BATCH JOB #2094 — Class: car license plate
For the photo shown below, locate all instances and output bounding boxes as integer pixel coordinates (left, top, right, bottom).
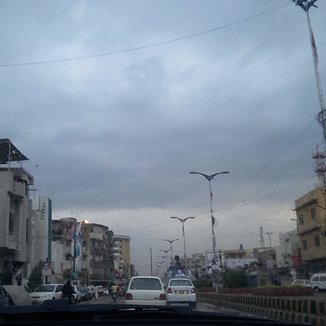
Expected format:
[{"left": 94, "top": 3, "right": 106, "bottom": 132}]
[{"left": 178, "top": 291, "right": 185, "bottom": 294}]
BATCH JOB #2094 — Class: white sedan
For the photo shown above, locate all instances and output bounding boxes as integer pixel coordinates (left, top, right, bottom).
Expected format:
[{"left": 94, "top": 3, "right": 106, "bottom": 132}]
[
  {"left": 125, "top": 276, "right": 166, "bottom": 305},
  {"left": 166, "top": 278, "right": 196, "bottom": 308},
  {"left": 29, "top": 284, "right": 63, "bottom": 304}
]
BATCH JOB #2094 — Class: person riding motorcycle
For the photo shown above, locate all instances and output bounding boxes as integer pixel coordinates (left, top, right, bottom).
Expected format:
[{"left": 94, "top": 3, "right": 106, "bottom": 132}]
[{"left": 110, "top": 283, "right": 119, "bottom": 302}]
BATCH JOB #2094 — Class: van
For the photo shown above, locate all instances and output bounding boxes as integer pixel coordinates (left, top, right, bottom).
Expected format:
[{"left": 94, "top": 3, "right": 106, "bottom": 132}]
[{"left": 310, "top": 273, "right": 326, "bottom": 292}]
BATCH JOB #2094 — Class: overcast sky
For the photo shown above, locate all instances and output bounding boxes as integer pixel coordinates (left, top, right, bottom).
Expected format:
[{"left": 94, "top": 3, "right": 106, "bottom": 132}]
[{"left": 1, "top": 0, "right": 325, "bottom": 274}]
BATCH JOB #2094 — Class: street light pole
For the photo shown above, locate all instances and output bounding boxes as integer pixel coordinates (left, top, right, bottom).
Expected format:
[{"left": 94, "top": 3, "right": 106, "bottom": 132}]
[
  {"left": 163, "top": 238, "right": 179, "bottom": 260},
  {"left": 160, "top": 249, "right": 170, "bottom": 272},
  {"left": 170, "top": 216, "right": 195, "bottom": 259},
  {"left": 189, "top": 171, "right": 229, "bottom": 264},
  {"left": 150, "top": 247, "right": 153, "bottom": 276}
]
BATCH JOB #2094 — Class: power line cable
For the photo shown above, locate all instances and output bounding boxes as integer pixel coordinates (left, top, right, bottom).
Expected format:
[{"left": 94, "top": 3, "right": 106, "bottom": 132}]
[
  {"left": 222, "top": 119, "right": 316, "bottom": 203},
  {"left": 0, "top": 3, "right": 291, "bottom": 68}
]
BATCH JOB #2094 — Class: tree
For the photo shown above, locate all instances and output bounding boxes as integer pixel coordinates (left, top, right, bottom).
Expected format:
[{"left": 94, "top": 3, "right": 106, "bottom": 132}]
[
  {"left": 222, "top": 270, "right": 248, "bottom": 288},
  {"left": 26, "top": 263, "right": 42, "bottom": 292}
]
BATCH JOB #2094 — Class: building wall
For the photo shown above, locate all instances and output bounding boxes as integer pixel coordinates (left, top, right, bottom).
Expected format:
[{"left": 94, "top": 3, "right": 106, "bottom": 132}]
[
  {"left": 276, "top": 230, "right": 300, "bottom": 268},
  {"left": 0, "top": 168, "right": 33, "bottom": 284},
  {"left": 295, "top": 187, "right": 326, "bottom": 269},
  {"left": 113, "top": 235, "right": 131, "bottom": 279}
]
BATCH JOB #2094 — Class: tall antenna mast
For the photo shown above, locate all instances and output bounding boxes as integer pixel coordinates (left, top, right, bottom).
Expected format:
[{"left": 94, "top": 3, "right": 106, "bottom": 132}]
[{"left": 293, "top": 0, "right": 326, "bottom": 187}]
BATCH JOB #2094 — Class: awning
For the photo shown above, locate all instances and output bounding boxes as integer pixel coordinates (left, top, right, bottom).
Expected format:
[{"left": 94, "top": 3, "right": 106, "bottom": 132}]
[{"left": 0, "top": 138, "right": 28, "bottom": 164}]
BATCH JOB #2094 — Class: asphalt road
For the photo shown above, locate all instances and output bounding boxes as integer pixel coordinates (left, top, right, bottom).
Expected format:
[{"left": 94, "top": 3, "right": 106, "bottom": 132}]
[{"left": 82, "top": 295, "right": 253, "bottom": 316}]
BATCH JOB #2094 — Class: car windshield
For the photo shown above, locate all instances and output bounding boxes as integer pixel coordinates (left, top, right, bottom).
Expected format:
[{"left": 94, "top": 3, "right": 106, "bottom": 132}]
[
  {"left": 0, "top": 1, "right": 325, "bottom": 324},
  {"left": 34, "top": 285, "right": 56, "bottom": 292},
  {"left": 130, "top": 278, "right": 162, "bottom": 290},
  {"left": 170, "top": 280, "right": 193, "bottom": 287}
]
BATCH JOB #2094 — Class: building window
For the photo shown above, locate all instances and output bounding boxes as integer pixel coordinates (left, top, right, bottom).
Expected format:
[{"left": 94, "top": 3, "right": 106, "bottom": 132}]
[
  {"left": 311, "top": 208, "right": 317, "bottom": 220},
  {"left": 298, "top": 214, "right": 304, "bottom": 225},
  {"left": 66, "top": 254, "right": 71, "bottom": 261},
  {"left": 302, "top": 240, "right": 308, "bottom": 250},
  {"left": 8, "top": 213, "right": 14, "bottom": 234},
  {"left": 315, "top": 235, "right": 320, "bottom": 247}
]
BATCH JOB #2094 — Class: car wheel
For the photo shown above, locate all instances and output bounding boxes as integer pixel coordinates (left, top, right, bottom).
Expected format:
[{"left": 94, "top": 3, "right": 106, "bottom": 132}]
[{"left": 314, "top": 287, "right": 320, "bottom": 293}]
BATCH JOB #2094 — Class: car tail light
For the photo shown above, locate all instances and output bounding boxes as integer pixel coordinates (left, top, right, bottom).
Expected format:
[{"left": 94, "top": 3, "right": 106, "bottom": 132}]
[
  {"left": 125, "top": 293, "right": 133, "bottom": 300},
  {"left": 167, "top": 287, "right": 173, "bottom": 293},
  {"left": 159, "top": 293, "right": 166, "bottom": 300},
  {"left": 191, "top": 288, "right": 196, "bottom": 293}
]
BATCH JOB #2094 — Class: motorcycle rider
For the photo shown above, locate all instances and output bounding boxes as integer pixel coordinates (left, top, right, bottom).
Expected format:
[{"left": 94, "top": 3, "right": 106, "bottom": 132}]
[
  {"left": 110, "top": 283, "right": 119, "bottom": 302},
  {"left": 62, "top": 280, "right": 74, "bottom": 304}
]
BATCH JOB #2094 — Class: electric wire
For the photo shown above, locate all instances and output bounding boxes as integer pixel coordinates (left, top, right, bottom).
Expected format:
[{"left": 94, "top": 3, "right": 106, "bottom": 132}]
[{"left": 0, "top": 3, "right": 291, "bottom": 68}]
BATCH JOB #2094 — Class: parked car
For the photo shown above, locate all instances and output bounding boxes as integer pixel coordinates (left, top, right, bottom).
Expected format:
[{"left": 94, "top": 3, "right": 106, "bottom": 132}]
[
  {"left": 72, "top": 285, "right": 81, "bottom": 303},
  {"left": 311, "top": 273, "right": 326, "bottom": 292},
  {"left": 125, "top": 276, "right": 166, "bottom": 305},
  {"left": 29, "top": 284, "right": 63, "bottom": 304},
  {"left": 290, "top": 279, "right": 311, "bottom": 287},
  {"left": 0, "top": 286, "right": 14, "bottom": 307},
  {"left": 78, "top": 287, "right": 92, "bottom": 301},
  {"left": 166, "top": 278, "right": 196, "bottom": 308}
]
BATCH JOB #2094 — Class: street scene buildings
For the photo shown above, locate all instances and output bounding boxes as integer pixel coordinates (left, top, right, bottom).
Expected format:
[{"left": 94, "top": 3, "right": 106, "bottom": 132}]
[
  {"left": 0, "top": 139, "right": 132, "bottom": 286},
  {"left": 0, "top": 136, "right": 326, "bottom": 288}
]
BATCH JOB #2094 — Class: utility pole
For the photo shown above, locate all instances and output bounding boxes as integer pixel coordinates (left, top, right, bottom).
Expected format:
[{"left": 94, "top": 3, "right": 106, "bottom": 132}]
[
  {"left": 293, "top": 0, "right": 326, "bottom": 186},
  {"left": 150, "top": 248, "right": 153, "bottom": 276},
  {"left": 189, "top": 171, "right": 229, "bottom": 265},
  {"left": 170, "top": 216, "right": 195, "bottom": 259}
]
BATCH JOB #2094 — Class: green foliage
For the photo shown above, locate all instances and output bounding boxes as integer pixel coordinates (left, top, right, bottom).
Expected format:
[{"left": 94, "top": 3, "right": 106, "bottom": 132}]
[
  {"left": 222, "top": 270, "right": 248, "bottom": 288},
  {"left": 26, "top": 263, "right": 42, "bottom": 292},
  {"left": 193, "top": 279, "right": 213, "bottom": 288}
]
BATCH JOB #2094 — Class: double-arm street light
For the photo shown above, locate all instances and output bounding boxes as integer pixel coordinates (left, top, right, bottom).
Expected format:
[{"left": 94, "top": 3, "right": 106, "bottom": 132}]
[
  {"left": 189, "top": 171, "right": 229, "bottom": 264},
  {"left": 170, "top": 216, "right": 195, "bottom": 259},
  {"left": 163, "top": 238, "right": 179, "bottom": 260}
]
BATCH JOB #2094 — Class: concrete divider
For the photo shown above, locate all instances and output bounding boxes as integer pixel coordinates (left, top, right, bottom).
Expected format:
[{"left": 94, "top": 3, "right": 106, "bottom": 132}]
[{"left": 197, "top": 293, "right": 326, "bottom": 325}]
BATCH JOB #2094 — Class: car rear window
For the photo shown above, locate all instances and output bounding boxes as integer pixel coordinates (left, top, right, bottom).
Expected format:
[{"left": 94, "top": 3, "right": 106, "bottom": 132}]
[
  {"left": 35, "top": 285, "right": 56, "bottom": 292},
  {"left": 130, "top": 278, "right": 162, "bottom": 290},
  {"left": 170, "top": 279, "right": 193, "bottom": 287}
]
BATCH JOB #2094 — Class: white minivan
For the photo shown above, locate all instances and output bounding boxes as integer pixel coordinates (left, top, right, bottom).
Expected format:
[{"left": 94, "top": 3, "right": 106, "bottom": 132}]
[{"left": 311, "top": 273, "right": 326, "bottom": 292}]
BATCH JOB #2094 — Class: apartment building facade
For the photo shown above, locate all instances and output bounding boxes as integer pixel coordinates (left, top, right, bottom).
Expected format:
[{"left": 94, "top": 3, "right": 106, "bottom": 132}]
[
  {"left": 113, "top": 235, "right": 131, "bottom": 280},
  {"left": 295, "top": 187, "right": 326, "bottom": 272},
  {"left": 0, "top": 139, "right": 33, "bottom": 285}
]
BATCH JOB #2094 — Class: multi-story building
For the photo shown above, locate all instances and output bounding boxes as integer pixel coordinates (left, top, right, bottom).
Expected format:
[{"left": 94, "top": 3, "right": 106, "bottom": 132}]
[
  {"left": 82, "top": 222, "right": 114, "bottom": 284},
  {"left": 295, "top": 187, "right": 326, "bottom": 272},
  {"left": 29, "top": 197, "right": 52, "bottom": 281},
  {"left": 51, "top": 218, "right": 114, "bottom": 285},
  {"left": 113, "top": 235, "right": 131, "bottom": 281},
  {"left": 0, "top": 139, "right": 33, "bottom": 285},
  {"left": 223, "top": 249, "right": 257, "bottom": 269},
  {"left": 276, "top": 230, "right": 300, "bottom": 269},
  {"left": 253, "top": 247, "right": 277, "bottom": 269}
]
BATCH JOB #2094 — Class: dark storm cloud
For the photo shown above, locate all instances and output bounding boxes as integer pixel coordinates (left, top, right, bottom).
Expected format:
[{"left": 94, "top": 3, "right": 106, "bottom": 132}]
[{"left": 1, "top": 1, "right": 325, "bottom": 269}]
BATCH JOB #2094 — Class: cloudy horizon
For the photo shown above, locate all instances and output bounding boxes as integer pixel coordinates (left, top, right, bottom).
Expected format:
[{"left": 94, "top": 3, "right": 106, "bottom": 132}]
[{"left": 1, "top": 0, "right": 325, "bottom": 274}]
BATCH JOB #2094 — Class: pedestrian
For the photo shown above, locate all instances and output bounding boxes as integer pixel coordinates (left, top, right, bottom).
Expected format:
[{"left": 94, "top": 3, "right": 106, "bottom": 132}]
[
  {"left": 94, "top": 286, "right": 99, "bottom": 300},
  {"left": 62, "top": 280, "right": 74, "bottom": 304}
]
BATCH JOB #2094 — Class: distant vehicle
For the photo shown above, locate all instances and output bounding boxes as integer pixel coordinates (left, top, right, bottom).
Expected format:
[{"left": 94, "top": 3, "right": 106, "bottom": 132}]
[
  {"left": 78, "top": 287, "right": 92, "bottom": 301},
  {"left": 290, "top": 279, "right": 311, "bottom": 287},
  {"left": 311, "top": 273, "right": 326, "bottom": 292},
  {"left": 125, "top": 276, "right": 166, "bottom": 305},
  {"left": 166, "top": 278, "right": 196, "bottom": 308},
  {"left": 0, "top": 286, "right": 14, "bottom": 307},
  {"left": 29, "top": 284, "right": 63, "bottom": 304},
  {"left": 72, "top": 285, "right": 81, "bottom": 303}
]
